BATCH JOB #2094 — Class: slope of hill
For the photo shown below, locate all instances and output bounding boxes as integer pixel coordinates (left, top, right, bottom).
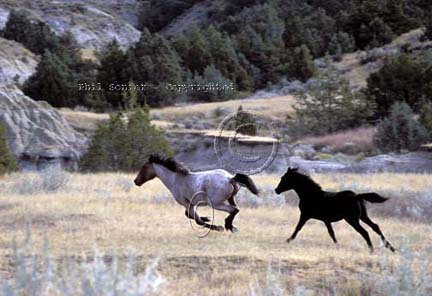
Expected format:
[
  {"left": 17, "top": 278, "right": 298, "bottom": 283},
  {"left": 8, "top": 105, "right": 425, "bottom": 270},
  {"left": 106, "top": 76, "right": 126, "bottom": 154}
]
[
  {"left": 0, "top": 37, "right": 38, "bottom": 84},
  {"left": 0, "top": 0, "right": 141, "bottom": 50}
]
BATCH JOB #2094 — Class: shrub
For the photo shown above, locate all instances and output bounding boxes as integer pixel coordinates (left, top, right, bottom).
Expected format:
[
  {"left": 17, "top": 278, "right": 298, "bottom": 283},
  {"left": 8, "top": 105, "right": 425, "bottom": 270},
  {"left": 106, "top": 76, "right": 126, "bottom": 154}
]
[
  {"left": 0, "top": 124, "right": 18, "bottom": 176},
  {"left": 79, "top": 107, "right": 173, "bottom": 172},
  {"left": 419, "top": 102, "right": 432, "bottom": 136},
  {"left": 2, "top": 234, "right": 165, "bottom": 295},
  {"left": 1, "top": 9, "right": 59, "bottom": 55},
  {"left": 366, "top": 54, "right": 428, "bottom": 118},
  {"left": 374, "top": 102, "right": 429, "bottom": 153}
]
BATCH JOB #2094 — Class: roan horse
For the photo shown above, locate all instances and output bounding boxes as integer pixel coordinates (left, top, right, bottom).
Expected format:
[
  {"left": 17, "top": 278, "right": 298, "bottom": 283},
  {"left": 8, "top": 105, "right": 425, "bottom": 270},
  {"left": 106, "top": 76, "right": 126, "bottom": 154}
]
[
  {"left": 134, "top": 155, "right": 259, "bottom": 232},
  {"left": 275, "top": 168, "right": 395, "bottom": 252}
]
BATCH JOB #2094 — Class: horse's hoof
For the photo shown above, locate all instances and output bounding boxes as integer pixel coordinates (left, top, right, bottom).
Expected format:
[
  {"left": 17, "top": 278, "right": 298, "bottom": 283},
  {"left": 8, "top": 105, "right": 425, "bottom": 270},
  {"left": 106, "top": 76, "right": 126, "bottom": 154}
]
[
  {"left": 229, "top": 226, "right": 239, "bottom": 233},
  {"left": 286, "top": 238, "right": 292, "bottom": 243},
  {"left": 216, "top": 225, "right": 225, "bottom": 232},
  {"left": 201, "top": 216, "right": 211, "bottom": 222}
]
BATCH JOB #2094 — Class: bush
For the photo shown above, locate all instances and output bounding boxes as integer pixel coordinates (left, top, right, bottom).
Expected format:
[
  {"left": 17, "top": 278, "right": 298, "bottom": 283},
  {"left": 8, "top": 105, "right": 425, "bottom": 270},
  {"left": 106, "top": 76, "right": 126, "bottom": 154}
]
[
  {"left": 366, "top": 54, "right": 428, "bottom": 118},
  {"left": 291, "top": 62, "right": 374, "bottom": 136},
  {"left": 1, "top": 9, "right": 58, "bottom": 55},
  {"left": 79, "top": 107, "right": 173, "bottom": 172},
  {"left": 374, "top": 102, "right": 429, "bottom": 153},
  {"left": 0, "top": 124, "right": 18, "bottom": 176},
  {"left": 419, "top": 102, "right": 432, "bottom": 136}
]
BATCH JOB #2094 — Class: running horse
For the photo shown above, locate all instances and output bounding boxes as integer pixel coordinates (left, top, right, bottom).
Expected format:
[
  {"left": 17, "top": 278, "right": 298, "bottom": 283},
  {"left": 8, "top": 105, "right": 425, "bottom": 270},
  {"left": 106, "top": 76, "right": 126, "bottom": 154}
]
[
  {"left": 134, "top": 154, "right": 259, "bottom": 232},
  {"left": 275, "top": 167, "right": 395, "bottom": 252}
]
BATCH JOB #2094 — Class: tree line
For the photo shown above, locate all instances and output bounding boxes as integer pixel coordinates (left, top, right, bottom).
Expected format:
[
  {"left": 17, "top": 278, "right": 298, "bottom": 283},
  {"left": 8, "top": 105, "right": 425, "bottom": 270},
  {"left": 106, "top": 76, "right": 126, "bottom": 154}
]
[{"left": 2, "top": 0, "right": 431, "bottom": 112}]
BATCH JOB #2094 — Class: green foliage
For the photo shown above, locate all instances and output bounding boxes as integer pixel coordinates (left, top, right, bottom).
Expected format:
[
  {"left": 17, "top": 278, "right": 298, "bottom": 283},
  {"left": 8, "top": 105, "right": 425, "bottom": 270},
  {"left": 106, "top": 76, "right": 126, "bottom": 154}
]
[
  {"left": 128, "top": 29, "right": 182, "bottom": 107},
  {"left": 79, "top": 108, "right": 173, "bottom": 172},
  {"left": 187, "top": 65, "right": 236, "bottom": 102},
  {"left": 235, "top": 105, "right": 257, "bottom": 136},
  {"left": 374, "top": 102, "right": 429, "bottom": 152},
  {"left": 96, "top": 39, "right": 129, "bottom": 108},
  {"left": 23, "top": 51, "right": 75, "bottom": 107},
  {"left": 1, "top": 9, "right": 58, "bottom": 55},
  {"left": 288, "top": 45, "right": 317, "bottom": 82},
  {"left": 22, "top": 31, "right": 98, "bottom": 108},
  {"left": 419, "top": 102, "right": 432, "bottom": 136},
  {"left": 292, "top": 63, "right": 374, "bottom": 136},
  {"left": 366, "top": 54, "right": 428, "bottom": 118},
  {"left": 0, "top": 124, "right": 18, "bottom": 175},
  {"left": 138, "top": 0, "right": 201, "bottom": 32}
]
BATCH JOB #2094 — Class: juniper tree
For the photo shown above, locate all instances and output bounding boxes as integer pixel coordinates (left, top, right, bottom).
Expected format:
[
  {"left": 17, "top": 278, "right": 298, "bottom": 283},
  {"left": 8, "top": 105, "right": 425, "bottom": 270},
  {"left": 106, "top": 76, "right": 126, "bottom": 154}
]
[
  {"left": 374, "top": 102, "right": 429, "bottom": 152},
  {"left": 0, "top": 124, "right": 18, "bottom": 176},
  {"left": 292, "top": 61, "right": 374, "bottom": 136}
]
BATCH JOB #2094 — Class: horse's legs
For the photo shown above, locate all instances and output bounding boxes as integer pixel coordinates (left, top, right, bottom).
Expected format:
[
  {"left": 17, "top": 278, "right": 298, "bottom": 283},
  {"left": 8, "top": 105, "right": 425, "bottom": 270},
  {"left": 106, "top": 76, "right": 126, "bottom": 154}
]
[
  {"left": 184, "top": 209, "right": 211, "bottom": 222},
  {"left": 360, "top": 214, "right": 395, "bottom": 252},
  {"left": 345, "top": 218, "right": 374, "bottom": 252},
  {"left": 213, "top": 203, "right": 240, "bottom": 232},
  {"left": 324, "top": 222, "right": 338, "bottom": 243},
  {"left": 227, "top": 195, "right": 237, "bottom": 206},
  {"left": 287, "top": 215, "right": 309, "bottom": 243},
  {"left": 190, "top": 205, "right": 224, "bottom": 232}
]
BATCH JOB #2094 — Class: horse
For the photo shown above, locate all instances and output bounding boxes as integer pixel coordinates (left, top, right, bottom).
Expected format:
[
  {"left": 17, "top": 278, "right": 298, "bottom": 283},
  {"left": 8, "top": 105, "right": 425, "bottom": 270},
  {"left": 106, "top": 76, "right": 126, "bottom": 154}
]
[
  {"left": 134, "top": 154, "right": 259, "bottom": 232},
  {"left": 274, "top": 167, "right": 395, "bottom": 252}
]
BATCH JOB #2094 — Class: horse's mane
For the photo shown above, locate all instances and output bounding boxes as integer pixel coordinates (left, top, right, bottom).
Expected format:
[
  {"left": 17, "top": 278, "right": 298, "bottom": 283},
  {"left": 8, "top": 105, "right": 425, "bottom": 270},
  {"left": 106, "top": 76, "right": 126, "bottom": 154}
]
[
  {"left": 149, "top": 154, "right": 190, "bottom": 175},
  {"left": 293, "top": 170, "right": 322, "bottom": 192}
]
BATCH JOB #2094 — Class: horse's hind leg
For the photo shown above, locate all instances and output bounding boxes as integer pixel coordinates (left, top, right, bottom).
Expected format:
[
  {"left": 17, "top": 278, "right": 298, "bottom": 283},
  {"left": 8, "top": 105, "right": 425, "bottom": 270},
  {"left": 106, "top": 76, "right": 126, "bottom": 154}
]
[
  {"left": 345, "top": 218, "right": 374, "bottom": 252},
  {"left": 360, "top": 214, "right": 395, "bottom": 252},
  {"left": 213, "top": 203, "right": 239, "bottom": 233},
  {"left": 190, "top": 205, "right": 224, "bottom": 232},
  {"left": 184, "top": 209, "right": 211, "bottom": 222},
  {"left": 324, "top": 222, "right": 338, "bottom": 243}
]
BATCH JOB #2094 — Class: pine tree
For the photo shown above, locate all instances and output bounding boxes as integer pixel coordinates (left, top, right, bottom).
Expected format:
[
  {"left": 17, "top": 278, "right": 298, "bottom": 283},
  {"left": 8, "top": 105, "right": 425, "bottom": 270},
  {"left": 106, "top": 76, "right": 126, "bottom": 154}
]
[
  {"left": 128, "top": 29, "right": 182, "bottom": 106},
  {"left": 292, "top": 61, "right": 374, "bottom": 136},
  {"left": 290, "top": 45, "right": 316, "bottom": 82},
  {"left": 366, "top": 54, "right": 426, "bottom": 118},
  {"left": 23, "top": 51, "right": 75, "bottom": 107},
  {"left": 0, "top": 124, "right": 18, "bottom": 176},
  {"left": 235, "top": 105, "right": 257, "bottom": 136},
  {"left": 1, "top": 9, "right": 59, "bottom": 55},
  {"left": 79, "top": 108, "right": 172, "bottom": 172},
  {"left": 97, "top": 39, "right": 129, "bottom": 108}
]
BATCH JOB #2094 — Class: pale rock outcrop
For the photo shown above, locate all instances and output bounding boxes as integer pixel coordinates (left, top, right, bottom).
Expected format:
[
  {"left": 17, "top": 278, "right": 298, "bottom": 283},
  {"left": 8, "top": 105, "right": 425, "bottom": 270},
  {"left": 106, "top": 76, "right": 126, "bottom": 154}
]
[{"left": 0, "top": 84, "right": 87, "bottom": 170}]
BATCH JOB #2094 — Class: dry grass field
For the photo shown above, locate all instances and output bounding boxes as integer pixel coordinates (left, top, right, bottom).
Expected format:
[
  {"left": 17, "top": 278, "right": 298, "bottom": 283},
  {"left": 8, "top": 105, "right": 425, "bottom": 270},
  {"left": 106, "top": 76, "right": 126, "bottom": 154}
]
[{"left": 0, "top": 171, "right": 431, "bottom": 295}]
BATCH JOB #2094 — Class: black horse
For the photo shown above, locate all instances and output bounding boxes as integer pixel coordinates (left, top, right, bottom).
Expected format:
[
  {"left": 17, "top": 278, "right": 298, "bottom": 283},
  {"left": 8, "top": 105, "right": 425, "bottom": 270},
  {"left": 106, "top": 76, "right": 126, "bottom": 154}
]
[{"left": 274, "top": 168, "right": 395, "bottom": 252}]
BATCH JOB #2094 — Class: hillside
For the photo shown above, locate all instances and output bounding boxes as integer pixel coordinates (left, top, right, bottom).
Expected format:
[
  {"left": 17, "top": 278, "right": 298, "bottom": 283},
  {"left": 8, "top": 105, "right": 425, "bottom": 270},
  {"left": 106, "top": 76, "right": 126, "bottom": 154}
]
[
  {"left": 0, "top": 37, "right": 38, "bottom": 84},
  {"left": 0, "top": 0, "right": 141, "bottom": 49}
]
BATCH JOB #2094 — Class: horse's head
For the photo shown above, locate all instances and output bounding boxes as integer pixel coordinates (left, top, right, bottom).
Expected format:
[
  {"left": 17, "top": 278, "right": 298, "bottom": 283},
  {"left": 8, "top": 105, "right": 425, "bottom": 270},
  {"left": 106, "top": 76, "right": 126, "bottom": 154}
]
[
  {"left": 134, "top": 161, "right": 156, "bottom": 186},
  {"left": 274, "top": 167, "right": 299, "bottom": 194}
]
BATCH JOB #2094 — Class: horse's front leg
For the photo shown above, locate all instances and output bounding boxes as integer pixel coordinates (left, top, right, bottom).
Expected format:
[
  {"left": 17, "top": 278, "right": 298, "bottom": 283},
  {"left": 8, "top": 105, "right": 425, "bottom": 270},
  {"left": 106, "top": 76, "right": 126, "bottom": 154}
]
[
  {"left": 213, "top": 203, "right": 240, "bottom": 233},
  {"left": 287, "top": 214, "right": 309, "bottom": 243}
]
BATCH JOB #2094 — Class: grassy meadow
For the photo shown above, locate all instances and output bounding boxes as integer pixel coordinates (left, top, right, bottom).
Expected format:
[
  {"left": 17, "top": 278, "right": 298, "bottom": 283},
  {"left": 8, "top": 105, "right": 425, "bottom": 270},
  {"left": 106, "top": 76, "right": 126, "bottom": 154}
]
[{"left": 0, "top": 171, "right": 431, "bottom": 295}]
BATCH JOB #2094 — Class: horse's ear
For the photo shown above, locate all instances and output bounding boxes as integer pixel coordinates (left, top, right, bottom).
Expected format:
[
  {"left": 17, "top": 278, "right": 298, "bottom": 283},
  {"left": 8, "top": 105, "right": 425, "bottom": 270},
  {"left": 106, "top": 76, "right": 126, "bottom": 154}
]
[{"left": 292, "top": 167, "right": 299, "bottom": 172}]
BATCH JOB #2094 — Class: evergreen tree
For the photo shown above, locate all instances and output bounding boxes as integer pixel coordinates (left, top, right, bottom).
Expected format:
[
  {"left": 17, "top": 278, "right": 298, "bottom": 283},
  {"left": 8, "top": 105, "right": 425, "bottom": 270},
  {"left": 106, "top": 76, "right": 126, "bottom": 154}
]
[
  {"left": 128, "top": 29, "right": 182, "bottom": 106},
  {"left": 292, "top": 61, "right": 374, "bottom": 136},
  {"left": 235, "top": 105, "right": 257, "bottom": 136},
  {"left": 97, "top": 39, "right": 129, "bottom": 108},
  {"left": 1, "top": 9, "right": 59, "bottom": 55},
  {"left": 23, "top": 51, "right": 75, "bottom": 107},
  {"left": 289, "top": 45, "right": 316, "bottom": 82},
  {"left": 374, "top": 102, "right": 429, "bottom": 152},
  {"left": 187, "top": 65, "right": 236, "bottom": 102},
  {"left": 0, "top": 124, "right": 18, "bottom": 176},
  {"left": 366, "top": 54, "right": 426, "bottom": 118},
  {"left": 368, "top": 17, "right": 394, "bottom": 48},
  {"left": 79, "top": 108, "right": 173, "bottom": 172}
]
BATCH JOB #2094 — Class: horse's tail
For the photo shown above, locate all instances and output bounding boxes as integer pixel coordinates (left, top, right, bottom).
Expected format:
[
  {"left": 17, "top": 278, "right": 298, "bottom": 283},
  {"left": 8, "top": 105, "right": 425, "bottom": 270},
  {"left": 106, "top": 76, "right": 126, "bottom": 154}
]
[
  {"left": 357, "top": 193, "right": 388, "bottom": 203},
  {"left": 232, "top": 174, "right": 259, "bottom": 196}
]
